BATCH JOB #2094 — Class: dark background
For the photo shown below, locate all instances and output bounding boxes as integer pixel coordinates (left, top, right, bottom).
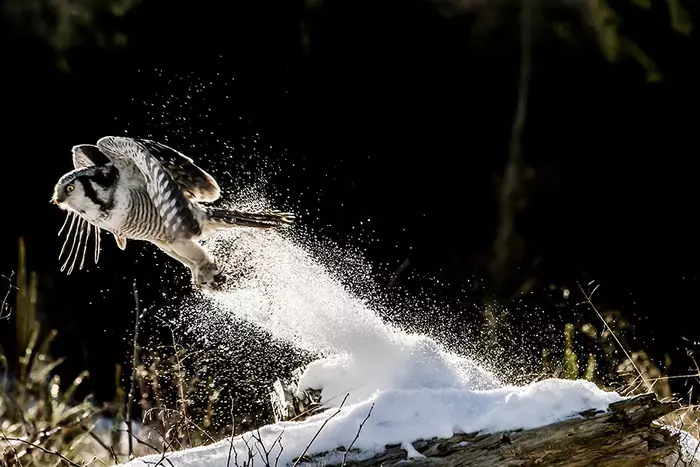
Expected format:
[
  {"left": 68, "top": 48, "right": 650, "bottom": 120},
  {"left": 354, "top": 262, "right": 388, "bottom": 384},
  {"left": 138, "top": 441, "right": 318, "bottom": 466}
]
[{"left": 1, "top": 0, "right": 699, "bottom": 406}]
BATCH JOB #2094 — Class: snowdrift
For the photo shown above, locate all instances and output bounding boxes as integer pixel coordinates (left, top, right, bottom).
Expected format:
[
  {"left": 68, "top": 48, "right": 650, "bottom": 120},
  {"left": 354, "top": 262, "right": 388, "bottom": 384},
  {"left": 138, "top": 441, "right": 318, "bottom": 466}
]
[
  {"left": 118, "top": 378, "right": 624, "bottom": 466},
  {"left": 115, "top": 223, "right": 698, "bottom": 466}
]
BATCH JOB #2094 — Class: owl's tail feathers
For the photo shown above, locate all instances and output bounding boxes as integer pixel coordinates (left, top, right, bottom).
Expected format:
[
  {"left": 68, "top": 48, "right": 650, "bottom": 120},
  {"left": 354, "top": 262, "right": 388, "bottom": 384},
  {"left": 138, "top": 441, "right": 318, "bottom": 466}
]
[{"left": 205, "top": 207, "right": 295, "bottom": 229}]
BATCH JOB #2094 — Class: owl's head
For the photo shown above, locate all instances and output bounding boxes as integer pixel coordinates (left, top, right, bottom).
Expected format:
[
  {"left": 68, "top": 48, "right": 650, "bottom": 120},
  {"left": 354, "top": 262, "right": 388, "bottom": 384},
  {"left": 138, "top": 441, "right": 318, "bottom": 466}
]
[{"left": 52, "top": 165, "right": 118, "bottom": 218}]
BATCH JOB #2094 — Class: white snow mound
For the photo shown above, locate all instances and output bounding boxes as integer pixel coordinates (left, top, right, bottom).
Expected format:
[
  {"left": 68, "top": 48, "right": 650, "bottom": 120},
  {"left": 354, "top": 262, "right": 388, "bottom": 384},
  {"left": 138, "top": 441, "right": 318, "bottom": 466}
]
[
  {"left": 117, "top": 226, "right": 629, "bottom": 466},
  {"left": 117, "top": 378, "right": 623, "bottom": 466}
]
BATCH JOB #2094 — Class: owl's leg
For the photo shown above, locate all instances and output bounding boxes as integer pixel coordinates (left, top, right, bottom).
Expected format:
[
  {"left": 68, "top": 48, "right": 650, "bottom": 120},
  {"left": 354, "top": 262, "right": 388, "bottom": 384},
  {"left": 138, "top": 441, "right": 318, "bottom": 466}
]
[
  {"left": 152, "top": 241, "right": 195, "bottom": 270},
  {"left": 164, "top": 239, "right": 225, "bottom": 290}
]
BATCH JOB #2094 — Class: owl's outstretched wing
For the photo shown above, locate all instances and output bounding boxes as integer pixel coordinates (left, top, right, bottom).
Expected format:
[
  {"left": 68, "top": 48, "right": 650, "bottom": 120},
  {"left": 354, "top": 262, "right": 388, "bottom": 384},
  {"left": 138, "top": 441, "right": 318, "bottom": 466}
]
[
  {"left": 72, "top": 144, "right": 111, "bottom": 169},
  {"left": 93, "top": 137, "right": 220, "bottom": 201},
  {"left": 131, "top": 139, "right": 221, "bottom": 202},
  {"left": 96, "top": 136, "right": 202, "bottom": 238}
]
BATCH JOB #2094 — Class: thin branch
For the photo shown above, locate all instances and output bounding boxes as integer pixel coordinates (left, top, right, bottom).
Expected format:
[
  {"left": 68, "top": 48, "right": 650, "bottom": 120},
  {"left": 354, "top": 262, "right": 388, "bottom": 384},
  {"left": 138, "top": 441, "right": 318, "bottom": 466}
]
[
  {"left": 137, "top": 432, "right": 178, "bottom": 467},
  {"left": 84, "top": 455, "right": 110, "bottom": 466},
  {"left": 163, "top": 425, "right": 185, "bottom": 451},
  {"left": 126, "top": 280, "right": 142, "bottom": 459},
  {"left": 115, "top": 429, "right": 162, "bottom": 455},
  {"left": 644, "top": 374, "right": 700, "bottom": 382},
  {"left": 0, "top": 271, "right": 17, "bottom": 320},
  {"left": 577, "top": 282, "right": 645, "bottom": 383},
  {"left": 0, "top": 427, "right": 22, "bottom": 466},
  {"left": 142, "top": 407, "right": 217, "bottom": 444},
  {"left": 251, "top": 417, "right": 271, "bottom": 467},
  {"left": 241, "top": 433, "right": 255, "bottom": 467},
  {"left": 255, "top": 442, "right": 267, "bottom": 465},
  {"left": 2, "top": 437, "right": 81, "bottom": 467},
  {"left": 81, "top": 424, "right": 119, "bottom": 465},
  {"left": 227, "top": 391, "right": 239, "bottom": 467},
  {"left": 342, "top": 403, "right": 374, "bottom": 466},
  {"left": 273, "top": 427, "right": 286, "bottom": 467},
  {"left": 292, "top": 393, "right": 349, "bottom": 467},
  {"left": 150, "top": 436, "right": 179, "bottom": 467},
  {"left": 157, "top": 315, "right": 192, "bottom": 448},
  {"left": 690, "top": 433, "right": 700, "bottom": 464}
]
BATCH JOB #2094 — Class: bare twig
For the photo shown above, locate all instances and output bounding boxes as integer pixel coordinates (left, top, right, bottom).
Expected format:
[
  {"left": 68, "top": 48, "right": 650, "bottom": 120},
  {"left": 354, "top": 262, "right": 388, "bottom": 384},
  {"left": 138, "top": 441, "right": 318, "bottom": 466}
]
[
  {"left": 84, "top": 455, "right": 111, "bottom": 466},
  {"left": 154, "top": 437, "right": 179, "bottom": 467},
  {"left": 274, "top": 427, "right": 286, "bottom": 467},
  {"left": 241, "top": 433, "right": 255, "bottom": 467},
  {"left": 82, "top": 424, "right": 119, "bottom": 465},
  {"left": 141, "top": 436, "right": 178, "bottom": 467},
  {"left": 162, "top": 426, "right": 185, "bottom": 451},
  {"left": 292, "top": 393, "right": 350, "bottom": 467},
  {"left": 645, "top": 374, "right": 700, "bottom": 382},
  {"left": 671, "top": 417, "right": 697, "bottom": 467},
  {"left": 227, "top": 392, "right": 239, "bottom": 467},
  {"left": 248, "top": 412, "right": 288, "bottom": 467},
  {"left": 115, "top": 428, "right": 162, "bottom": 454},
  {"left": 2, "top": 436, "right": 81, "bottom": 466},
  {"left": 7, "top": 414, "right": 96, "bottom": 463},
  {"left": 126, "top": 280, "right": 142, "bottom": 459},
  {"left": 251, "top": 417, "right": 271, "bottom": 467},
  {"left": 155, "top": 315, "right": 193, "bottom": 447},
  {"left": 577, "top": 282, "right": 645, "bottom": 384},
  {"left": 342, "top": 402, "right": 375, "bottom": 466},
  {"left": 0, "top": 427, "right": 22, "bottom": 466},
  {"left": 142, "top": 407, "right": 217, "bottom": 444},
  {"left": 691, "top": 435, "right": 700, "bottom": 465},
  {"left": 1, "top": 271, "right": 18, "bottom": 320}
]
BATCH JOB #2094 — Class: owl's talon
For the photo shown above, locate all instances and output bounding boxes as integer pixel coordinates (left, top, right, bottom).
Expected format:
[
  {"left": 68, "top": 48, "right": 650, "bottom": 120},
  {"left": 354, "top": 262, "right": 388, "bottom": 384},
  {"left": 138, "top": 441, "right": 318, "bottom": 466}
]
[
  {"left": 193, "top": 263, "right": 225, "bottom": 290},
  {"left": 213, "top": 272, "right": 227, "bottom": 283}
]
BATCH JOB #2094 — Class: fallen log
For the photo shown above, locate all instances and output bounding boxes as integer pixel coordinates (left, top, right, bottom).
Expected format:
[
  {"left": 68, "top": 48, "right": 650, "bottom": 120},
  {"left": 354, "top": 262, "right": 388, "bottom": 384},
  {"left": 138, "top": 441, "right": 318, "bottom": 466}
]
[
  {"left": 327, "top": 393, "right": 698, "bottom": 466},
  {"left": 270, "top": 374, "right": 699, "bottom": 467}
]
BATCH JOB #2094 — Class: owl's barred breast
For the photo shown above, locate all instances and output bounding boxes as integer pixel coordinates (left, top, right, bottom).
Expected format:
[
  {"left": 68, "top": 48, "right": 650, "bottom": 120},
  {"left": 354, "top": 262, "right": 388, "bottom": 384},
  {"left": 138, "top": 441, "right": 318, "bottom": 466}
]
[{"left": 109, "top": 189, "right": 182, "bottom": 243}]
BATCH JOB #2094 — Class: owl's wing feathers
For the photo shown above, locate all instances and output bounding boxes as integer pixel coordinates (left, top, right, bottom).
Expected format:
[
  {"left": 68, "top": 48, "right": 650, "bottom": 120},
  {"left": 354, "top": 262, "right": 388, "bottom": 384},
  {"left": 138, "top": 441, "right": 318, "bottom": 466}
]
[
  {"left": 72, "top": 144, "right": 112, "bottom": 169},
  {"left": 132, "top": 139, "right": 221, "bottom": 202},
  {"left": 86, "top": 137, "right": 220, "bottom": 202},
  {"left": 96, "top": 136, "right": 202, "bottom": 238}
]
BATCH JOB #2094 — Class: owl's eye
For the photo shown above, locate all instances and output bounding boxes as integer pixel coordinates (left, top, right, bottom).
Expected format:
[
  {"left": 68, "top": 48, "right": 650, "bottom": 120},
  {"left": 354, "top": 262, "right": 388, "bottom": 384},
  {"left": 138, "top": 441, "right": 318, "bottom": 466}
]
[{"left": 65, "top": 184, "right": 75, "bottom": 194}]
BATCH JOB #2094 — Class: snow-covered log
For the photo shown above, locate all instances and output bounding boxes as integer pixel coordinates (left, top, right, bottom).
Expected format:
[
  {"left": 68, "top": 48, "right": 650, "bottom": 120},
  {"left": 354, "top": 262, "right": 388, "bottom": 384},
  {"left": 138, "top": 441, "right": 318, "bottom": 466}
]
[
  {"left": 271, "top": 372, "right": 698, "bottom": 467},
  {"left": 316, "top": 393, "right": 697, "bottom": 467}
]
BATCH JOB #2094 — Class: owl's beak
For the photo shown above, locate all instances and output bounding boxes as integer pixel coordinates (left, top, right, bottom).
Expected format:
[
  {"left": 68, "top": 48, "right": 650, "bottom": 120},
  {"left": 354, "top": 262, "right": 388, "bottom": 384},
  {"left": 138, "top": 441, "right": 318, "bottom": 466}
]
[{"left": 50, "top": 198, "right": 59, "bottom": 205}]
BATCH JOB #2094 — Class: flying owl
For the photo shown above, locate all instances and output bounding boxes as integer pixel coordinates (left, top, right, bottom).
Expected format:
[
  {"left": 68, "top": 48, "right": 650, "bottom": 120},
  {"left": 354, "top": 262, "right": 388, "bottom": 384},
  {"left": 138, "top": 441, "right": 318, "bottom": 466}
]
[{"left": 51, "top": 136, "right": 294, "bottom": 289}]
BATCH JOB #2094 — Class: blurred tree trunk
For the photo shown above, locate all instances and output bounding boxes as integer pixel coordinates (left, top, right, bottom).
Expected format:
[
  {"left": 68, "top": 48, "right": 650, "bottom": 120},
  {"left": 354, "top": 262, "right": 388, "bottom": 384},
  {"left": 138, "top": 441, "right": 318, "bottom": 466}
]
[{"left": 487, "top": 0, "right": 537, "bottom": 306}]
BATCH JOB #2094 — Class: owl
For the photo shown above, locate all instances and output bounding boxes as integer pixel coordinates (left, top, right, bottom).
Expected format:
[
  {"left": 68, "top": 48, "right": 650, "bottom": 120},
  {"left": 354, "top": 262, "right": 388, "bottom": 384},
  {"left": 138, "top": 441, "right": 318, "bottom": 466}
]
[{"left": 51, "top": 136, "right": 294, "bottom": 289}]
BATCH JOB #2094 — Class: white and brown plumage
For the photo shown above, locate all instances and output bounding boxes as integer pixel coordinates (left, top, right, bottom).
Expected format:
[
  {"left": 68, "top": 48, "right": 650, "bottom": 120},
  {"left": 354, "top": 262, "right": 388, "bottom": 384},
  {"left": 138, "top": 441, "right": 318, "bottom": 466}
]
[{"left": 51, "top": 136, "right": 294, "bottom": 289}]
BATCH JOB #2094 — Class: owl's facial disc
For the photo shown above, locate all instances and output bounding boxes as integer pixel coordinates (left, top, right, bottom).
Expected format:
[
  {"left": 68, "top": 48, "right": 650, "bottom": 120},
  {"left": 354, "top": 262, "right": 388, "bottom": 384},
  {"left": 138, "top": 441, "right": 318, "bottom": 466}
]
[
  {"left": 52, "top": 184, "right": 69, "bottom": 207},
  {"left": 52, "top": 174, "right": 83, "bottom": 212}
]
